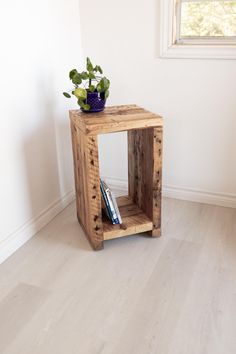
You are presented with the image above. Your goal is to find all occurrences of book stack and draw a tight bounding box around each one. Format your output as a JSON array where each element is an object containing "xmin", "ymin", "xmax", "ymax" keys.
[{"xmin": 100, "ymin": 179, "xmax": 122, "ymax": 225}]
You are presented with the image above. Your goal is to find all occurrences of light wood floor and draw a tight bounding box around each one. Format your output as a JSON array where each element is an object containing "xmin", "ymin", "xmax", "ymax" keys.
[{"xmin": 0, "ymin": 198, "xmax": 236, "ymax": 354}]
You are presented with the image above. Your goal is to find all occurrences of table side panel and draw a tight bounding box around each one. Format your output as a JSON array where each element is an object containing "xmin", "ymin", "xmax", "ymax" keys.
[
  {"xmin": 83, "ymin": 134, "xmax": 104, "ymax": 248},
  {"xmin": 70, "ymin": 120, "xmax": 86, "ymax": 227},
  {"xmin": 151, "ymin": 127, "xmax": 163, "ymax": 236},
  {"xmin": 128, "ymin": 127, "xmax": 163, "ymax": 237},
  {"xmin": 70, "ymin": 118, "xmax": 103, "ymax": 249}
]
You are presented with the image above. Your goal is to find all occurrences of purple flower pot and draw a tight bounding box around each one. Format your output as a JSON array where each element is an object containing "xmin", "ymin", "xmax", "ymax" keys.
[{"xmin": 81, "ymin": 91, "xmax": 106, "ymax": 113}]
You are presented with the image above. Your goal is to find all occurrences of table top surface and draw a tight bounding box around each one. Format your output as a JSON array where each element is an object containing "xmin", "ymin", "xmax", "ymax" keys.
[{"xmin": 69, "ymin": 104, "xmax": 163, "ymax": 135}]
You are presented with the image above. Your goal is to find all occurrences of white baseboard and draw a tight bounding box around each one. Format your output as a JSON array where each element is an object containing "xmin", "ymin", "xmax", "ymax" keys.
[
  {"xmin": 0, "ymin": 190, "xmax": 75, "ymax": 265},
  {"xmin": 103, "ymin": 176, "xmax": 236, "ymax": 209},
  {"xmin": 163, "ymin": 185, "xmax": 236, "ymax": 209}
]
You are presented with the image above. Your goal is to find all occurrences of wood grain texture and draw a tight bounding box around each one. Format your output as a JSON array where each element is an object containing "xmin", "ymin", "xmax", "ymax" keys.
[
  {"xmin": 151, "ymin": 127, "xmax": 163, "ymax": 236},
  {"xmin": 70, "ymin": 104, "xmax": 163, "ymax": 135},
  {"xmin": 70, "ymin": 118, "xmax": 103, "ymax": 250},
  {"xmin": 103, "ymin": 196, "xmax": 153, "ymax": 240},
  {"xmin": 128, "ymin": 127, "xmax": 163, "ymax": 237},
  {"xmin": 0, "ymin": 283, "xmax": 48, "ymax": 353}
]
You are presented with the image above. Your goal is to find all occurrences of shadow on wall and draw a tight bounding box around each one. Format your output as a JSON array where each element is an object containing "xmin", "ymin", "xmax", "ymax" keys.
[{"xmin": 22, "ymin": 77, "xmax": 71, "ymax": 224}]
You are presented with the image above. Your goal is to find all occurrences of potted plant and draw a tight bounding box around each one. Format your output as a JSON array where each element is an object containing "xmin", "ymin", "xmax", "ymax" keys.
[{"xmin": 63, "ymin": 57, "xmax": 110, "ymax": 113}]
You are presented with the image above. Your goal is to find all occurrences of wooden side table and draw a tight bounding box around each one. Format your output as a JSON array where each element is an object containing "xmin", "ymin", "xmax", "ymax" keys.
[{"xmin": 70, "ymin": 105, "xmax": 163, "ymax": 250}]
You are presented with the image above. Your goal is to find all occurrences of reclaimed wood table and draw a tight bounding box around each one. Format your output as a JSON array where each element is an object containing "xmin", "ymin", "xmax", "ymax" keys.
[{"xmin": 69, "ymin": 105, "xmax": 163, "ymax": 250}]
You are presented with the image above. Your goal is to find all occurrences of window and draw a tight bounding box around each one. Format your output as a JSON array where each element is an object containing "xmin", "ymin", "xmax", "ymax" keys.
[
  {"xmin": 176, "ymin": 0, "xmax": 236, "ymax": 44},
  {"xmin": 160, "ymin": 0, "xmax": 236, "ymax": 59}
]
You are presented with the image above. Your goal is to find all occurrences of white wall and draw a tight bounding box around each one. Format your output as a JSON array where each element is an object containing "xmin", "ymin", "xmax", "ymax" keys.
[
  {"xmin": 79, "ymin": 0, "xmax": 236, "ymax": 207},
  {"xmin": 0, "ymin": 0, "xmax": 82, "ymax": 263}
]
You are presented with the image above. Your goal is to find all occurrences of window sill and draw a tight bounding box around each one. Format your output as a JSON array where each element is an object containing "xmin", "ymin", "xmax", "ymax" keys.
[{"xmin": 160, "ymin": 43, "xmax": 236, "ymax": 60}]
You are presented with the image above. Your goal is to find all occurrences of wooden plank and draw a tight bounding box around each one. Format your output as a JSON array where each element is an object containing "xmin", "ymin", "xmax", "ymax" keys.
[
  {"xmin": 103, "ymin": 196, "xmax": 153, "ymax": 240},
  {"xmin": 112, "ymin": 195, "xmax": 133, "ymax": 207},
  {"xmin": 128, "ymin": 127, "xmax": 163, "ymax": 237},
  {"xmin": 70, "ymin": 120, "xmax": 85, "ymax": 227},
  {"xmin": 83, "ymin": 134, "xmax": 104, "ymax": 249},
  {"xmin": 151, "ymin": 127, "xmax": 163, "ymax": 236},
  {"xmin": 70, "ymin": 105, "xmax": 163, "ymax": 135},
  {"xmin": 103, "ymin": 214, "xmax": 153, "ymax": 240},
  {"xmin": 70, "ymin": 115, "xmax": 103, "ymax": 250}
]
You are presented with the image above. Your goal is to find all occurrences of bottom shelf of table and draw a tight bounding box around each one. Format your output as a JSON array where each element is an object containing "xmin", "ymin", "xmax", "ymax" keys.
[{"xmin": 102, "ymin": 195, "xmax": 153, "ymax": 240}]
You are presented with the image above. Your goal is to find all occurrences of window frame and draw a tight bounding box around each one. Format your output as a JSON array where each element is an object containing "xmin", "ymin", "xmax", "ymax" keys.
[{"xmin": 160, "ymin": 0, "xmax": 236, "ymax": 59}]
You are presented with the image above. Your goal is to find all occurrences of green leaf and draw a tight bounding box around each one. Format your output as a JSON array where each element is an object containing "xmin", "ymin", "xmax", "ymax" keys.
[
  {"xmin": 69, "ymin": 69, "xmax": 77, "ymax": 80},
  {"xmin": 94, "ymin": 65, "xmax": 103, "ymax": 74},
  {"xmin": 88, "ymin": 72, "xmax": 96, "ymax": 79},
  {"xmin": 74, "ymin": 88, "xmax": 87, "ymax": 99},
  {"xmin": 97, "ymin": 65, "xmax": 103, "ymax": 74},
  {"xmin": 83, "ymin": 104, "xmax": 90, "ymax": 111},
  {"xmin": 63, "ymin": 92, "xmax": 71, "ymax": 98},
  {"xmin": 97, "ymin": 77, "xmax": 110, "ymax": 92},
  {"xmin": 72, "ymin": 73, "xmax": 82, "ymax": 85},
  {"xmin": 77, "ymin": 98, "xmax": 90, "ymax": 111},
  {"xmin": 81, "ymin": 71, "xmax": 88, "ymax": 80},
  {"xmin": 102, "ymin": 77, "xmax": 110, "ymax": 90},
  {"xmin": 96, "ymin": 83, "xmax": 102, "ymax": 92},
  {"xmin": 77, "ymin": 98, "xmax": 85, "ymax": 107},
  {"xmin": 105, "ymin": 90, "xmax": 109, "ymax": 99},
  {"xmin": 89, "ymin": 85, "xmax": 95, "ymax": 92},
  {"xmin": 86, "ymin": 57, "xmax": 93, "ymax": 72}
]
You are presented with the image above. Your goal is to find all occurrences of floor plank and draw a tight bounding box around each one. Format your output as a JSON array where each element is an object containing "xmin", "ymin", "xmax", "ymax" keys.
[{"xmin": 0, "ymin": 198, "xmax": 236, "ymax": 354}]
